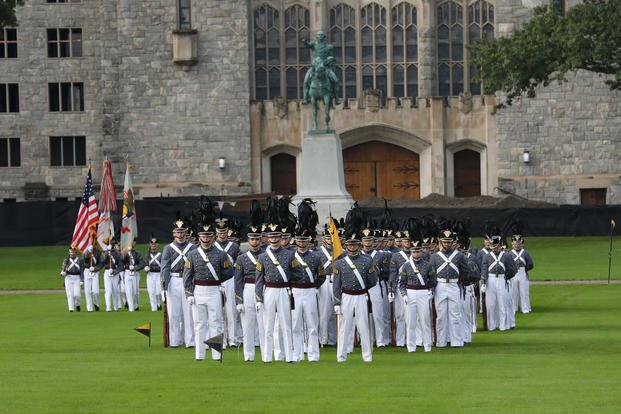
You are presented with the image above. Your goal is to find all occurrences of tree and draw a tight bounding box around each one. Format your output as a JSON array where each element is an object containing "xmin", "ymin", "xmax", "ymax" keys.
[
  {"xmin": 0, "ymin": 1, "xmax": 23, "ymax": 30},
  {"xmin": 470, "ymin": 0, "xmax": 621, "ymax": 111}
]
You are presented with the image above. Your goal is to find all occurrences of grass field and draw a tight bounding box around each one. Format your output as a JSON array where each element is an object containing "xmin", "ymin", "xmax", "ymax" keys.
[
  {"xmin": 1, "ymin": 284, "xmax": 620, "ymax": 413},
  {"xmin": 0, "ymin": 236, "xmax": 618, "ymax": 290}
]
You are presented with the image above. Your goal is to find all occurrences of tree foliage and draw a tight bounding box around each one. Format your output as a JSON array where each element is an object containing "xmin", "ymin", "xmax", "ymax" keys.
[
  {"xmin": 470, "ymin": 0, "xmax": 621, "ymax": 111},
  {"xmin": 0, "ymin": 1, "xmax": 23, "ymax": 30}
]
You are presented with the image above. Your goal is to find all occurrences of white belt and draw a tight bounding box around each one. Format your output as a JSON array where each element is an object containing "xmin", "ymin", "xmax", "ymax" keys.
[
  {"xmin": 488, "ymin": 273, "xmax": 505, "ymax": 278},
  {"xmin": 437, "ymin": 278, "xmax": 458, "ymax": 283},
  {"xmin": 171, "ymin": 272, "xmax": 182, "ymax": 278}
]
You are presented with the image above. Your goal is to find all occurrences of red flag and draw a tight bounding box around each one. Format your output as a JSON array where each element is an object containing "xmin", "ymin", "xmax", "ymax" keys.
[
  {"xmin": 71, "ymin": 166, "xmax": 99, "ymax": 252},
  {"xmin": 97, "ymin": 159, "xmax": 117, "ymax": 249}
]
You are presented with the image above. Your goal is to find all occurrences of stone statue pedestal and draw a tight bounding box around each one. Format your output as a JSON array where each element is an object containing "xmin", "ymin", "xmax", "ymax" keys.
[{"xmin": 291, "ymin": 132, "xmax": 354, "ymax": 225}]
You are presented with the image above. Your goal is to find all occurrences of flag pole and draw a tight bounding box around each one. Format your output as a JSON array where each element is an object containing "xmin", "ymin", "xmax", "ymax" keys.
[
  {"xmin": 608, "ymin": 219, "xmax": 615, "ymax": 284},
  {"xmin": 149, "ymin": 321, "xmax": 151, "ymax": 348}
]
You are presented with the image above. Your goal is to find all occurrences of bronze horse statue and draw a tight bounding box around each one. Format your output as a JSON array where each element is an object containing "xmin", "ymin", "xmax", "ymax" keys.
[{"xmin": 307, "ymin": 57, "xmax": 334, "ymax": 132}]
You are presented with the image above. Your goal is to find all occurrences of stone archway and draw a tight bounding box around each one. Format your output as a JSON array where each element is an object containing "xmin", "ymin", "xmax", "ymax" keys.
[
  {"xmin": 343, "ymin": 141, "xmax": 420, "ymax": 200},
  {"xmin": 453, "ymin": 149, "xmax": 481, "ymax": 197}
]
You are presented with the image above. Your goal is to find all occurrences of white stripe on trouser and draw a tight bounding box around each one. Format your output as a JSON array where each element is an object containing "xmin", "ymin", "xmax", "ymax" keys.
[
  {"xmin": 318, "ymin": 278, "xmax": 336, "ymax": 345},
  {"xmin": 291, "ymin": 288, "xmax": 320, "ymax": 361},
  {"xmin": 64, "ymin": 275, "xmax": 81, "ymax": 311},
  {"xmin": 434, "ymin": 282, "xmax": 463, "ymax": 347},
  {"xmin": 242, "ymin": 283, "xmax": 266, "ymax": 361},
  {"xmin": 262, "ymin": 287, "xmax": 294, "ymax": 362},
  {"xmin": 147, "ymin": 272, "xmax": 162, "ymax": 311},
  {"xmin": 394, "ymin": 286, "xmax": 407, "ymax": 346},
  {"xmin": 83, "ymin": 269, "xmax": 100, "ymax": 311},
  {"xmin": 505, "ymin": 278, "xmax": 516, "ymax": 328},
  {"xmin": 167, "ymin": 277, "xmax": 195, "ymax": 347},
  {"xmin": 134, "ymin": 272, "xmax": 141, "ymax": 310},
  {"xmin": 406, "ymin": 289, "xmax": 432, "ymax": 352},
  {"xmin": 338, "ymin": 293, "xmax": 372, "ymax": 362},
  {"xmin": 124, "ymin": 271, "xmax": 138, "ymax": 311},
  {"xmin": 512, "ymin": 268, "xmax": 531, "ymax": 313},
  {"xmin": 191, "ymin": 285, "xmax": 224, "ymax": 360},
  {"xmin": 223, "ymin": 278, "xmax": 243, "ymax": 346},
  {"xmin": 485, "ymin": 276, "xmax": 508, "ymax": 331},
  {"xmin": 368, "ymin": 284, "xmax": 386, "ymax": 347},
  {"xmin": 103, "ymin": 269, "xmax": 121, "ymax": 311}
]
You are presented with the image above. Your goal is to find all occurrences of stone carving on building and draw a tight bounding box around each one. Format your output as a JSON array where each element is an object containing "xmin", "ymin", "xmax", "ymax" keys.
[{"xmin": 364, "ymin": 89, "xmax": 382, "ymax": 112}]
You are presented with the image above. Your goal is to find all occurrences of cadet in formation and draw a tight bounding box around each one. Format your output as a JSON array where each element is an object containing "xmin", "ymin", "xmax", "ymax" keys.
[
  {"xmin": 81, "ymin": 244, "xmax": 103, "ymax": 312},
  {"xmin": 60, "ymin": 246, "xmax": 82, "ymax": 312},
  {"xmin": 144, "ymin": 235, "xmax": 163, "ymax": 311}
]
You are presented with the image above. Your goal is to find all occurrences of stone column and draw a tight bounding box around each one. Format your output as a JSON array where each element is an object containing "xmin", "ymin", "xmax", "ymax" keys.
[{"xmin": 418, "ymin": 0, "xmax": 436, "ymax": 97}]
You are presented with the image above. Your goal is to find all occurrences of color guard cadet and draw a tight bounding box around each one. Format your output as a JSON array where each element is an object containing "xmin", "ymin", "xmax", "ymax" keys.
[
  {"xmin": 480, "ymin": 234, "xmax": 516, "ymax": 331},
  {"xmin": 429, "ymin": 229, "xmax": 473, "ymax": 347},
  {"xmin": 255, "ymin": 222, "xmax": 299, "ymax": 363},
  {"xmin": 388, "ymin": 225, "xmax": 409, "ymax": 347},
  {"xmin": 234, "ymin": 200, "xmax": 266, "ymax": 362},
  {"xmin": 455, "ymin": 232, "xmax": 480, "ymax": 343},
  {"xmin": 333, "ymin": 214, "xmax": 377, "ymax": 363},
  {"xmin": 60, "ymin": 246, "xmax": 83, "ymax": 312},
  {"xmin": 316, "ymin": 224, "xmax": 337, "ymax": 347},
  {"xmin": 214, "ymin": 216, "xmax": 243, "ymax": 348},
  {"xmin": 290, "ymin": 211, "xmax": 325, "ymax": 362},
  {"xmin": 122, "ymin": 238, "xmax": 144, "ymax": 312},
  {"xmin": 80, "ymin": 244, "xmax": 104, "ymax": 311},
  {"xmin": 161, "ymin": 219, "xmax": 197, "ymax": 348},
  {"xmin": 398, "ymin": 237, "xmax": 436, "ymax": 352},
  {"xmin": 183, "ymin": 222, "xmax": 233, "ymax": 361},
  {"xmin": 102, "ymin": 238, "xmax": 124, "ymax": 312},
  {"xmin": 510, "ymin": 233, "xmax": 534, "ymax": 314},
  {"xmin": 144, "ymin": 235, "xmax": 163, "ymax": 311}
]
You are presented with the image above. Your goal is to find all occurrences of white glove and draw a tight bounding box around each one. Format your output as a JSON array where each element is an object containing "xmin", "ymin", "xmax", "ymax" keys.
[
  {"xmin": 402, "ymin": 295, "xmax": 408, "ymax": 305},
  {"xmin": 104, "ymin": 244, "xmax": 111, "ymax": 252},
  {"xmin": 89, "ymin": 266, "xmax": 95, "ymax": 272},
  {"xmin": 388, "ymin": 292, "xmax": 395, "ymax": 303},
  {"xmin": 334, "ymin": 305, "xmax": 341, "ymax": 315},
  {"xmin": 60, "ymin": 271, "xmax": 66, "ymax": 276},
  {"xmin": 187, "ymin": 296, "xmax": 195, "ymax": 305},
  {"xmin": 255, "ymin": 302, "xmax": 263, "ymax": 312},
  {"xmin": 219, "ymin": 286, "xmax": 226, "ymax": 295},
  {"xmin": 481, "ymin": 284, "xmax": 487, "ymax": 293},
  {"xmin": 236, "ymin": 304, "xmax": 245, "ymax": 313},
  {"xmin": 129, "ymin": 265, "xmax": 135, "ymax": 271},
  {"xmin": 144, "ymin": 266, "xmax": 149, "ymax": 272},
  {"xmin": 85, "ymin": 245, "xmax": 93, "ymax": 253},
  {"xmin": 80, "ymin": 281, "xmax": 84, "ymax": 286}
]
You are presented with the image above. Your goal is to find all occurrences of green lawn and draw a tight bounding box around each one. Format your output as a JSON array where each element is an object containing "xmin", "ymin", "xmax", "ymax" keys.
[
  {"xmin": 1, "ymin": 237, "xmax": 618, "ymax": 290},
  {"xmin": 0, "ymin": 285, "xmax": 620, "ymax": 413}
]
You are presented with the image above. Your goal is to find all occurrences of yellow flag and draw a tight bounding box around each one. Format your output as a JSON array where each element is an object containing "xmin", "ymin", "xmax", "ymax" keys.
[
  {"xmin": 329, "ymin": 216, "xmax": 343, "ymax": 262},
  {"xmin": 612, "ymin": 219, "xmax": 616, "ymax": 229},
  {"xmin": 134, "ymin": 322, "xmax": 151, "ymax": 338}
]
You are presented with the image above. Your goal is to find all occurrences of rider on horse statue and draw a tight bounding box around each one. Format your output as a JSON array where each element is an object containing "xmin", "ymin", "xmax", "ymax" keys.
[{"xmin": 302, "ymin": 31, "xmax": 340, "ymax": 106}]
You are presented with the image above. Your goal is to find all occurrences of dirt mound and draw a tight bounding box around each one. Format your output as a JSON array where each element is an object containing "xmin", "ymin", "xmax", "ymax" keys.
[{"xmin": 357, "ymin": 193, "xmax": 557, "ymax": 209}]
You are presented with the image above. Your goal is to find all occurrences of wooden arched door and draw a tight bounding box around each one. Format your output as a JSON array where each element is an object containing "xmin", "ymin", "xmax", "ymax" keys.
[
  {"xmin": 343, "ymin": 141, "xmax": 420, "ymax": 200},
  {"xmin": 270, "ymin": 153, "xmax": 296, "ymax": 195},
  {"xmin": 453, "ymin": 149, "xmax": 481, "ymax": 197}
]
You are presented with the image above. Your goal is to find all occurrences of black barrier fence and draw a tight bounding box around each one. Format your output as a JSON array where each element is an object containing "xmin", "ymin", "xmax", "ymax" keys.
[{"xmin": 0, "ymin": 198, "xmax": 619, "ymax": 247}]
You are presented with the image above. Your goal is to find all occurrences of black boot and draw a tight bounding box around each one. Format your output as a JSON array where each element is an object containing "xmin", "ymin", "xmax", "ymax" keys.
[
  {"xmin": 76, "ymin": 306, "xmax": 81, "ymax": 312},
  {"xmin": 95, "ymin": 304, "xmax": 100, "ymax": 312}
]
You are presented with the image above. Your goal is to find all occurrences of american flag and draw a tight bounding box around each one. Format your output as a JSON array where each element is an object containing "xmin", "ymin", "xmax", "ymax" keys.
[{"xmin": 71, "ymin": 166, "xmax": 99, "ymax": 252}]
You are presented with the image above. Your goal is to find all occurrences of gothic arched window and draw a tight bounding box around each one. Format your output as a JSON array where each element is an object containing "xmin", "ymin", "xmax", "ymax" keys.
[
  {"xmin": 360, "ymin": 3, "xmax": 387, "ymax": 100},
  {"xmin": 329, "ymin": 3, "xmax": 357, "ymax": 100},
  {"xmin": 284, "ymin": 5, "xmax": 310, "ymax": 99},
  {"xmin": 467, "ymin": 0, "xmax": 494, "ymax": 94},
  {"xmin": 391, "ymin": 2, "xmax": 418, "ymax": 99},
  {"xmin": 254, "ymin": 5, "xmax": 280, "ymax": 100}
]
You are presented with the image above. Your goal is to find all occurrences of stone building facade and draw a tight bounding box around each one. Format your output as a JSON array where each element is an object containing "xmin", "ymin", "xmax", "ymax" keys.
[{"xmin": 0, "ymin": 0, "xmax": 619, "ymax": 205}]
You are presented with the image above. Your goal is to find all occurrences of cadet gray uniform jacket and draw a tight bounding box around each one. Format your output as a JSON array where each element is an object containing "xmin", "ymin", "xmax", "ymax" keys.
[
  {"xmin": 62, "ymin": 255, "xmax": 83, "ymax": 276},
  {"xmin": 254, "ymin": 246, "xmax": 299, "ymax": 303},
  {"xmin": 161, "ymin": 241, "xmax": 197, "ymax": 290},
  {"xmin": 397, "ymin": 257, "xmax": 436, "ymax": 297},
  {"xmin": 214, "ymin": 239, "xmax": 240, "ymax": 264},
  {"xmin": 362, "ymin": 249, "xmax": 390, "ymax": 283},
  {"xmin": 428, "ymin": 248, "xmax": 474, "ymax": 283},
  {"xmin": 480, "ymin": 250, "xmax": 517, "ymax": 282},
  {"xmin": 102, "ymin": 249, "xmax": 124, "ymax": 275},
  {"xmin": 234, "ymin": 249, "xmax": 262, "ymax": 305},
  {"xmin": 79, "ymin": 249, "xmax": 104, "ymax": 274},
  {"xmin": 332, "ymin": 253, "xmax": 378, "ymax": 306},
  {"xmin": 122, "ymin": 249, "xmax": 145, "ymax": 271},
  {"xmin": 510, "ymin": 248, "xmax": 534, "ymax": 273},
  {"xmin": 389, "ymin": 249, "xmax": 411, "ymax": 292},
  {"xmin": 145, "ymin": 251, "xmax": 162, "ymax": 272},
  {"xmin": 290, "ymin": 250, "xmax": 326, "ymax": 288},
  {"xmin": 182, "ymin": 245, "xmax": 233, "ymax": 296}
]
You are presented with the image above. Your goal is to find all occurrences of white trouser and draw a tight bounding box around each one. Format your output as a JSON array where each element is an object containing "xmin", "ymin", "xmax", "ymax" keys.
[
  {"xmin": 134, "ymin": 272, "xmax": 141, "ymax": 309},
  {"xmin": 167, "ymin": 277, "xmax": 195, "ymax": 347},
  {"xmin": 406, "ymin": 289, "xmax": 433, "ymax": 352},
  {"xmin": 393, "ymin": 285, "xmax": 407, "ymax": 346},
  {"xmin": 83, "ymin": 269, "xmax": 100, "ymax": 311},
  {"xmin": 191, "ymin": 285, "xmax": 224, "ymax": 360},
  {"xmin": 368, "ymin": 284, "xmax": 385, "ymax": 347},
  {"xmin": 223, "ymin": 278, "xmax": 242, "ymax": 346},
  {"xmin": 337, "ymin": 293, "xmax": 372, "ymax": 362},
  {"xmin": 468, "ymin": 285, "xmax": 477, "ymax": 334},
  {"xmin": 64, "ymin": 275, "xmax": 81, "ymax": 311},
  {"xmin": 512, "ymin": 268, "xmax": 531, "ymax": 313},
  {"xmin": 291, "ymin": 288, "xmax": 320, "ymax": 362},
  {"xmin": 262, "ymin": 287, "xmax": 294, "ymax": 362},
  {"xmin": 318, "ymin": 277, "xmax": 336, "ymax": 346},
  {"xmin": 124, "ymin": 270, "xmax": 138, "ymax": 311},
  {"xmin": 460, "ymin": 286, "xmax": 473, "ymax": 343},
  {"xmin": 119, "ymin": 272, "xmax": 126, "ymax": 306},
  {"xmin": 241, "ymin": 283, "xmax": 266, "ymax": 361},
  {"xmin": 103, "ymin": 269, "xmax": 121, "ymax": 311},
  {"xmin": 506, "ymin": 278, "xmax": 516, "ymax": 328},
  {"xmin": 435, "ymin": 281, "xmax": 463, "ymax": 347},
  {"xmin": 486, "ymin": 275, "xmax": 509, "ymax": 331},
  {"xmin": 147, "ymin": 272, "xmax": 162, "ymax": 311}
]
